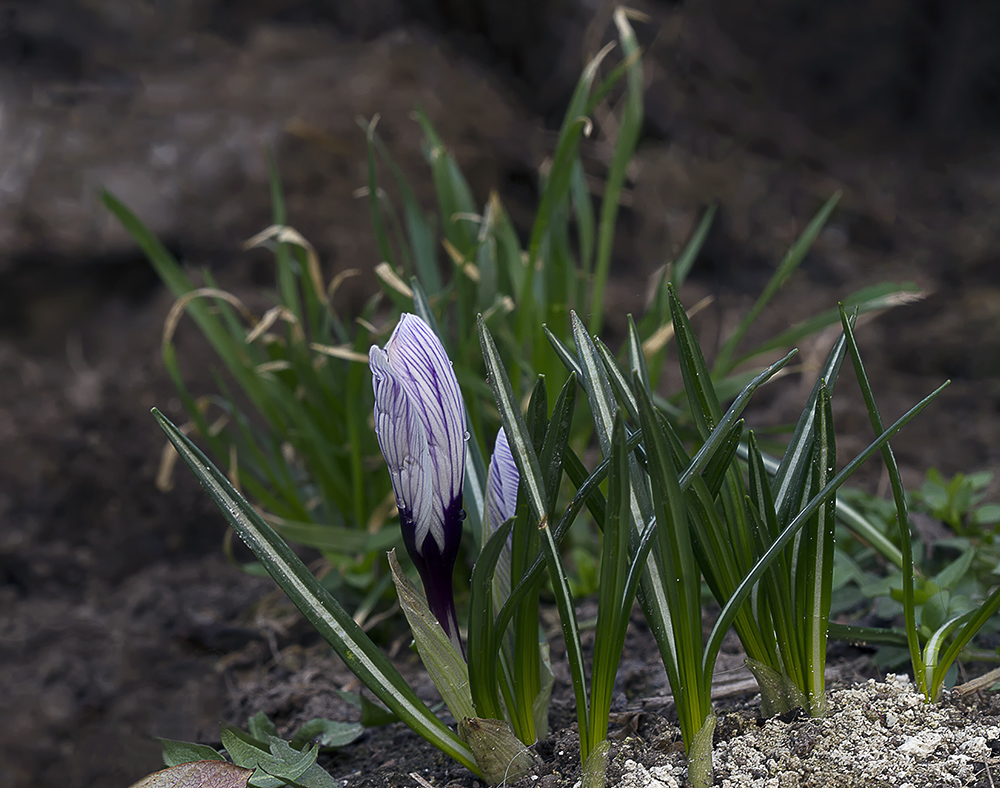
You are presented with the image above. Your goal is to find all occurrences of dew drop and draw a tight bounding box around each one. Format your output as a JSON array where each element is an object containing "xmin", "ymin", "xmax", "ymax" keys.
[{"xmin": 464, "ymin": 430, "xmax": 471, "ymax": 441}]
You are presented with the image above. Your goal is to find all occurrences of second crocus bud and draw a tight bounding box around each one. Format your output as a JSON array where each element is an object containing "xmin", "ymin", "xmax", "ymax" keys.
[
  {"xmin": 486, "ymin": 427, "xmax": 519, "ymax": 534},
  {"xmin": 484, "ymin": 426, "xmax": 519, "ymax": 611}
]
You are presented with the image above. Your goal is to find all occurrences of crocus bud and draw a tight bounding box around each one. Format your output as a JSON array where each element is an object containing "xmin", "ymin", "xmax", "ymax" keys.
[
  {"xmin": 486, "ymin": 427, "xmax": 519, "ymax": 533},
  {"xmin": 485, "ymin": 426, "xmax": 519, "ymax": 610},
  {"xmin": 370, "ymin": 314, "xmax": 467, "ymax": 647}
]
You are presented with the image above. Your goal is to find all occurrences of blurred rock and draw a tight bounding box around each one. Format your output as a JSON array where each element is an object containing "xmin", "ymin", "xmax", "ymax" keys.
[{"xmin": 0, "ymin": 3, "xmax": 538, "ymax": 274}]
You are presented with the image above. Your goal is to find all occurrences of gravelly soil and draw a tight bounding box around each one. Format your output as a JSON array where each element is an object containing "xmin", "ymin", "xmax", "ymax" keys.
[{"xmin": 213, "ymin": 602, "xmax": 1000, "ymax": 788}]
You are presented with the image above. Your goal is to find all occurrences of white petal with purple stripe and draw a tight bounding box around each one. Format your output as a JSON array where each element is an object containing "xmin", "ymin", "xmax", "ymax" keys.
[
  {"xmin": 370, "ymin": 314, "xmax": 467, "ymax": 556},
  {"xmin": 486, "ymin": 426, "xmax": 519, "ymax": 533}
]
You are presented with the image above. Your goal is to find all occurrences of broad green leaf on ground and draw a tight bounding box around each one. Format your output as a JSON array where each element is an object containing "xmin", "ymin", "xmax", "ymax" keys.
[
  {"xmin": 259, "ymin": 737, "xmax": 335, "ymax": 788},
  {"xmin": 219, "ymin": 724, "xmax": 334, "ymax": 788},
  {"xmin": 290, "ymin": 719, "xmax": 365, "ymax": 750},
  {"xmin": 247, "ymin": 712, "xmax": 278, "ymax": 743},
  {"xmin": 159, "ymin": 739, "xmax": 227, "ymax": 767}
]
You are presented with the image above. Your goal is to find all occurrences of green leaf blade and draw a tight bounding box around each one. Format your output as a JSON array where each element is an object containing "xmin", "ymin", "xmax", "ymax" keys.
[{"xmin": 152, "ymin": 409, "xmax": 480, "ymax": 777}]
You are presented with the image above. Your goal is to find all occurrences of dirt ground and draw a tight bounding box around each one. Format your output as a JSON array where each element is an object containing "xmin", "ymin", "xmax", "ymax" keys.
[{"xmin": 2, "ymin": 2, "xmax": 1000, "ymax": 787}]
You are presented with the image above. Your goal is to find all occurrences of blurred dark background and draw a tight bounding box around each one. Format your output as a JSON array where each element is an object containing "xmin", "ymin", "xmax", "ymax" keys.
[{"xmin": 1, "ymin": 1, "xmax": 999, "ymax": 786}]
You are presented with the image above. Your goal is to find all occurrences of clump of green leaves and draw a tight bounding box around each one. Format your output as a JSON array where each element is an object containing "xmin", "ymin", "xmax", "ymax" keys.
[
  {"xmin": 837, "ymin": 470, "xmax": 1000, "ymax": 655},
  {"xmin": 139, "ymin": 709, "xmax": 370, "ymax": 788},
  {"xmin": 104, "ymin": 0, "xmax": 920, "ymax": 616},
  {"xmin": 102, "ymin": 187, "xmax": 397, "ymax": 609},
  {"xmin": 832, "ymin": 427, "xmax": 1000, "ymax": 698}
]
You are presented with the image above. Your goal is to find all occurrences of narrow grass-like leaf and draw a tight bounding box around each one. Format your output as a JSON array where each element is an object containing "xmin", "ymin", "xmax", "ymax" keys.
[
  {"xmin": 544, "ymin": 325, "xmax": 584, "ymax": 380},
  {"xmin": 570, "ymin": 158, "xmax": 595, "ymax": 275},
  {"xmin": 771, "ymin": 329, "xmax": 848, "ymax": 512},
  {"xmin": 415, "ymin": 110, "xmax": 477, "ymax": 256},
  {"xmin": 570, "ymin": 313, "xmax": 622, "ymax": 455},
  {"xmin": 152, "ymin": 409, "xmax": 479, "ymax": 776},
  {"xmin": 537, "ymin": 512, "xmax": 590, "ymax": 754},
  {"xmin": 625, "ymin": 314, "xmax": 652, "ymax": 392},
  {"xmin": 741, "ymin": 443, "xmax": 905, "ymax": 570},
  {"xmin": 676, "ymin": 350, "xmax": 795, "ymax": 491},
  {"xmin": 931, "ymin": 586, "xmax": 1000, "ymax": 700},
  {"xmin": 539, "ymin": 374, "xmax": 577, "ymax": 519},
  {"xmin": 478, "ymin": 316, "xmax": 547, "ymax": 524},
  {"xmin": 731, "ymin": 283, "xmax": 922, "ymax": 370},
  {"xmin": 467, "ymin": 519, "xmax": 514, "ymax": 722},
  {"xmin": 671, "ymin": 205, "xmax": 716, "ymax": 289},
  {"xmin": 589, "ymin": 414, "xmax": 634, "ymax": 752},
  {"xmin": 634, "ymin": 380, "xmax": 708, "ymax": 745},
  {"xmin": 363, "ymin": 118, "xmax": 398, "ymax": 271},
  {"xmin": 714, "ymin": 192, "xmax": 841, "ymax": 375},
  {"xmin": 594, "ymin": 336, "xmax": 641, "ymax": 425},
  {"xmin": 388, "ymin": 550, "xmax": 475, "ymax": 723},
  {"xmin": 703, "ymin": 380, "xmax": 948, "ymax": 683},
  {"xmin": 799, "ymin": 383, "xmax": 836, "ymax": 716},
  {"xmin": 925, "ymin": 611, "xmax": 971, "ymax": 696},
  {"xmin": 588, "ymin": 9, "xmax": 643, "ymax": 335},
  {"xmin": 527, "ymin": 43, "xmax": 616, "ymax": 269},
  {"xmin": 267, "ymin": 173, "xmax": 304, "ymax": 327},
  {"xmin": 826, "ymin": 622, "xmax": 910, "ymax": 647},
  {"xmin": 683, "ymin": 468, "xmax": 750, "ymax": 620},
  {"xmin": 668, "ymin": 283, "xmax": 722, "ymax": 435},
  {"xmin": 745, "ymin": 434, "xmax": 800, "ymax": 692},
  {"xmin": 838, "ymin": 305, "xmax": 924, "ymax": 693},
  {"xmin": 509, "ymin": 379, "xmax": 547, "ymax": 745},
  {"xmin": 475, "ymin": 196, "xmax": 501, "ymax": 310},
  {"xmin": 366, "ymin": 125, "xmax": 443, "ymax": 293},
  {"xmin": 699, "ymin": 420, "xmax": 745, "ymax": 497},
  {"xmin": 524, "ymin": 388, "xmax": 559, "ymax": 740},
  {"xmin": 102, "ymin": 191, "xmax": 194, "ymax": 301}
]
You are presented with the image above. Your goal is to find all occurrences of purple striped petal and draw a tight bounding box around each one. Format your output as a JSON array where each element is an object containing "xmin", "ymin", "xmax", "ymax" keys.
[
  {"xmin": 485, "ymin": 426, "xmax": 519, "ymax": 613},
  {"xmin": 371, "ymin": 314, "xmax": 467, "ymax": 557},
  {"xmin": 370, "ymin": 314, "xmax": 467, "ymax": 646},
  {"xmin": 486, "ymin": 426, "xmax": 519, "ymax": 533},
  {"xmin": 369, "ymin": 346, "xmax": 435, "ymax": 549}
]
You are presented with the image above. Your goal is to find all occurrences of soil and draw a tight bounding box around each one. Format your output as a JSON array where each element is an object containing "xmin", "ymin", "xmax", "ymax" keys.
[{"xmin": 2, "ymin": 3, "xmax": 1000, "ymax": 788}]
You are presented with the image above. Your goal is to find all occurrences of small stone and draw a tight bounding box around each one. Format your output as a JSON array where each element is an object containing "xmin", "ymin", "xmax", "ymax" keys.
[
  {"xmin": 960, "ymin": 735, "xmax": 987, "ymax": 757},
  {"xmin": 617, "ymin": 759, "xmax": 677, "ymax": 788},
  {"xmin": 899, "ymin": 731, "xmax": 943, "ymax": 757},
  {"xmin": 777, "ymin": 772, "xmax": 800, "ymax": 787},
  {"xmin": 648, "ymin": 765, "xmax": 681, "ymax": 788}
]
